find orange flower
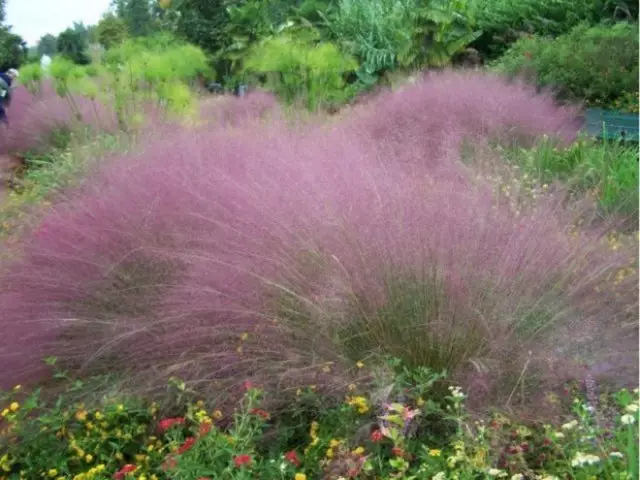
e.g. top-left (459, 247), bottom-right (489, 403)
top-left (249, 408), bottom-right (270, 420)
top-left (199, 422), bottom-right (212, 436)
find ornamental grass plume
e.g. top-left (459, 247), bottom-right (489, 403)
top-left (0, 82), bottom-right (117, 156)
top-left (344, 69), bottom-right (582, 170)
top-left (0, 75), bottom-right (635, 415)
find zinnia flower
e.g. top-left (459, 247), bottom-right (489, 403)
top-left (158, 417), bottom-right (185, 432)
top-left (177, 437), bottom-right (196, 454)
top-left (234, 454), bottom-right (253, 467)
top-left (285, 450), bottom-right (300, 467)
top-left (113, 464), bottom-right (136, 480)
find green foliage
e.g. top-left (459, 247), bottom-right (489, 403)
top-left (36, 34), bottom-right (58, 57)
top-left (493, 23), bottom-right (639, 110)
top-left (0, 26), bottom-right (27, 71)
top-left (244, 32), bottom-right (358, 111)
top-left (1, 367), bottom-right (638, 479)
top-left (96, 13), bottom-right (130, 49)
top-left (57, 28), bottom-right (91, 65)
top-left (499, 137), bottom-right (639, 217)
top-left (329, 0), bottom-right (479, 81)
top-left (16, 62), bottom-right (44, 94)
top-left (472, 0), bottom-right (620, 58)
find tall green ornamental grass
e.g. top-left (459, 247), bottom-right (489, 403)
top-left (243, 32), bottom-right (358, 111)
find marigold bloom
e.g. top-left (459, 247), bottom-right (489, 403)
top-left (234, 454), bottom-right (253, 467)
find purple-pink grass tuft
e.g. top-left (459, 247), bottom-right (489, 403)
top-left (0, 73), bottom-right (634, 414)
top-left (0, 82), bottom-right (117, 155)
top-left (344, 70), bottom-right (582, 169)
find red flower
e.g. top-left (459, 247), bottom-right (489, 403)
top-left (249, 408), bottom-right (270, 420)
top-left (177, 436), bottom-right (196, 454)
top-left (370, 429), bottom-right (383, 443)
top-left (234, 454), bottom-right (253, 467)
top-left (391, 447), bottom-right (404, 457)
top-left (158, 417), bottom-right (185, 432)
top-left (199, 422), bottom-right (212, 436)
top-left (284, 450), bottom-right (300, 467)
top-left (113, 464), bottom-right (136, 480)
top-left (243, 380), bottom-right (253, 391)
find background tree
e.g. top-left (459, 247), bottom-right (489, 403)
top-left (57, 28), bottom-right (91, 64)
top-left (36, 34), bottom-right (58, 56)
top-left (96, 13), bottom-right (129, 48)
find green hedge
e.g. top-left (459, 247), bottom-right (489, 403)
top-left (492, 22), bottom-right (639, 112)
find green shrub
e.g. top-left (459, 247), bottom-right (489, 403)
top-left (473, 0), bottom-right (628, 59)
top-left (329, 0), bottom-right (479, 81)
top-left (492, 23), bottom-right (639, 111)
top-left (243, 32), bottom-right (358, 111)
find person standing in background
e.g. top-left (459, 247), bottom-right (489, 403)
top-left (0, 68), bottom-right (20, 126)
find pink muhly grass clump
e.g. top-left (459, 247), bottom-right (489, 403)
top-left (198, 90), bottom-right (281, 128)
top-left (0, 83), bottom-right (117, 155)
top-left (346, 69), bottom-right (582, 168)
top-left (0, 95), bottom-right (634, 413)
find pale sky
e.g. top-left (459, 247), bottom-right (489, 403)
top-left (6, 0), bottom-right (112, 46)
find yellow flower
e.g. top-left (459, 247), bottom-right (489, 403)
top-left (429, 449), bottom-right (442, 457)
top-left (94, 411), bottom-right (103, 420)
top-left (75, 410), bottom-right (88, 422)
top-left (356, 360), bottom-right (364, 369)
top-left (115, 452), bottom-right (124, 461)
top-left (47, 469), bottom-right (58, 477)
top-left (9, 403), bottom-right (19, 413)
top-left (329, 439), bottom-right (341, 448)
top-left (295, 474), bottom-right (307, 480)
top-left (352, 446), bottom-right (365, 456)
top-left (326, 448), bottom-right (334, 459)
top-left (85, 454), bottom-right (94, 463)
top-left (0, 409), bottom-right (8, 418)
top-left (12, 385), bottom-right (21, 391)
top-left (416, 397), bottom-right (425, 407)
top-left (348, 384), bottom-right (357, 391)
top-left (116, 404), bottom-right (124, 412)
top-left (212, 410), bottom-right (223, 420)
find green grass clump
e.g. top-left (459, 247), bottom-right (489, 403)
top-left (500, 137), bottom-right (639, 218)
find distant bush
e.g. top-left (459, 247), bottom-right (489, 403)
top-left (473, 0), bottom-right (637, 59)
top-left (493, 23), bottom-right (639, 111)
top-left (1, 75), bottom-right (635, 415)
